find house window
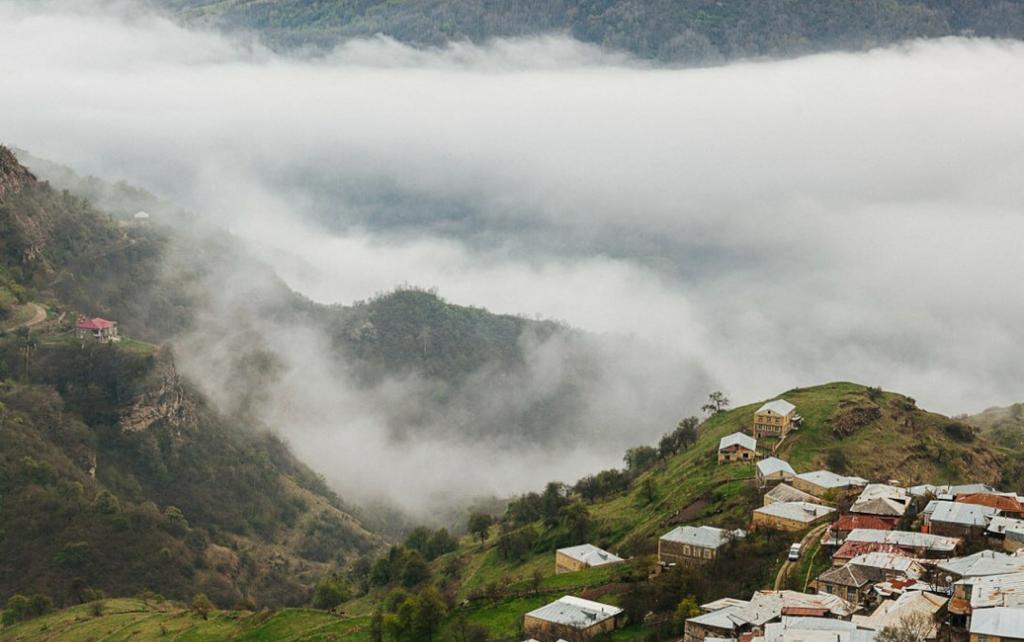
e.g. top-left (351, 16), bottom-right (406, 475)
top-left (704, 549), bottom-right (712, 559)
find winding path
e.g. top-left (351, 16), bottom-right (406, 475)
top-left (773, 522), bottom-right (828, 590)
top-left (2, 302), bottom-right (46, 331)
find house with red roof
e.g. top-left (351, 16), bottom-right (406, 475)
top-left (76, 316), bottom-right (119, 342)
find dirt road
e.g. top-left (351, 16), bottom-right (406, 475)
top-left (773, 523), bottom-right (828, 590)
top-left (2, 302), bottom-right (46, 331)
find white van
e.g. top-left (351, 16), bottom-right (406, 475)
top-left (788, 542), bottom-right (802, 561)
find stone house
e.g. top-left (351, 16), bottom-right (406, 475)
top-left (523, 596), bottom-right (624, 641)
top-left (752, 399), bottom-right (798, 439)
top-left (658, 525), bottom-right (745, 566)
top-left (751, 501), bottom-right (835, 532)
top-left (554, 544), bottom-right (623, 574)
top-left (718, 432), bottom-right (757, 464)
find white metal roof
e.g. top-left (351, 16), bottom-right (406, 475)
top-left (928, 500), bottom-right (998, 527)
top-left (754, 501), bottom-right (835, 523)
top-left (719, 432), bottom-right (757, 452)
top-left (756, 399), bottom-right (796, 416)
top-left (660, 525), bottom-right (745, 549)
top-left (989, 515), bottom-right (1024, 536)
top-left (955, 572), bottom-right (1024, 609)
top-left (850, 591), bottom-right (946, 635)
top-left (844, 528), bottom-right (960, 552)
top-left (848, 552), bottom-right (924, 578)
top-left (850, 496), bottom-right (908, 517)
top-left (796, 470), bottom-right (868, 489)
top-left (526, 595), bottom-right (623, 628)
top-left (970, 606), bottom-right (1024, 638)
top-left (757, 457), bottom-right (795, 477)
top-left (765, 483), bottom-right (819, 504)
top-left (938, 550), bottom-right (1024, 578)
top-left (556, 544), bottom-right (623, 567)
top-left (763, 617), bottom-right (877, 642)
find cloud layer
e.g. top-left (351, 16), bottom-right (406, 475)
top-left (3, 1), bottom-right (1024, 513)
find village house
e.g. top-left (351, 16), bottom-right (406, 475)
top-left (763, 483), bottom-right (821, 507)
top-left (843, 528), bottom-right (961, 559)
top-left (718, 432), bottom-right (757, 464)
top-left (969, 607), bottom-right (1024, 642)
top-left (75, 316), bottom-right (119, 342)
top-left (752, 399), bottom-right (799, 439)
top-left (948, 572), bottom-right (1024, 629)
top-left (658, 525), bottom-right (745, 566)
top-left (848, 552), bottom-right (925, 582)
top-left (812, 563), bottom-right (874, 606)
top-left (683, 591), bottom-right (854, 642)
top-left (850, 483), bottom-right (912, 518)
top-left (751, 501), bottom-right (835, 532)
top-left (523, 596), bottom-right (624, 641)
top-left (909, 483), bottom-right (996, 500)
top-left (791, 470), bottom-right (868, 499)
top-left (936, 550), bottom-right (1024, 585)
top-left (554, 544), bottom-right (623, 574)
top-left (958, 493), bottom-right (1024, 519)
top-left (831, 541), bottom-right (905, 566)
top-left (822, 514), bottom-right (898, 547)
top-left (924, 500), bottom-right (999, 539)
top-left (813, 552), bottom-right (925, 607)
top-left (756, 457), bottom-right (796, 488)
top-left (851, 591), bottom-right (947, 640)
top-left (987, 517), bottom-right (1024, 552)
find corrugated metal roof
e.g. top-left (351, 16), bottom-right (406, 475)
top-left (526, 595), bottom-right (622, 628)
top-left (970, 606), bottom-right (1024, 637)
top-left (988, 516), bottom-right (1024, 536)
top-left (688, 591), bottom-right (853, 631)
top-left (956, 572), bottom-right (1024, 609)
top-left (816, 563), bottom-right (871, 588)
top-left (851, 590), bottom-right (946, 635)
top-left (845, 528), bottom-right (960, 552)
top-left (754, 501), bottom-right (835, 523)
top-left (939, 550), bottom-right (1024, 579)
top-left (850, 497), bottom-right (909, 517)
top-left (756, 399), bottom-right (796, 416)
top-left (661, 525), bottom-right (745, 549)
top-left (796, 470), bottom-right (868, 489)
top-left (928, 500), bottom-right (998, 527)
top-left (765, 483), bottom-right (818, 504)
top-left (848, 552), bottom-right (923, 578)
top-left (719, 432), bottom-right (757, 452)
top-left (757, 457), bottom-right (795, 477)
top-left (556, 544), bottom-right (623, 567)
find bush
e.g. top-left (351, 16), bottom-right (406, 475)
top-left (190, 593), bottom-right (214, 620)
top-left (311, 578), bottom-right (350, 610)
top-left (1, 593), bottom-right (54, 625)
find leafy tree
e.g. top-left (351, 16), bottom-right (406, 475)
top-left (411, 588), bottom-right (446, 642)
top-left (875, 611), bottom-right (934, 642)
top-left (467, 512), bottom-right (493, 543)
top-left (311, 577), bottom-right (350, 610)
top-left (1, 593), bottom-right (53, 625)
top-left (400, 550), bottom-right (431, 587)
top-left (540, 482), bottom-right (569, 527)
top-left (426, 528), bottom-right (457, 560)
top-left (701, 391), bottom-right (730, 415)
top-left (190, 593), bottom-right (214, 620)
top-left (623, 446), bottom-right (658, 473)
top-left (560, 501), bottom-right (591, 543)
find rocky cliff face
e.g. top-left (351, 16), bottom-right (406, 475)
top-left (0, 146), bottom-right (37, 201)
top-left (120, 352), bottom-right (201, 434)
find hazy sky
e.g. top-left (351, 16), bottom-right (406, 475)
top-left (3, 1), bottom-right (1024, 513)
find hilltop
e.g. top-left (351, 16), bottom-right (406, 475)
top-left (156, 0), bottom-right (1024, 63)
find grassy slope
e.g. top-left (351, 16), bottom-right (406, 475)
top-left (6, 382), bottom-right (1014, 641)
top-left (969, 403), bottom-right (1024, 450)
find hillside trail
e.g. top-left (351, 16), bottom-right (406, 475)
top-left (773, 522), bottom-right (829, 590)
top-left (2, 302), bottom-right (46, 331)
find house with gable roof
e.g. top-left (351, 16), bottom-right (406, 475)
top-left (718, 432), bottom-right (757, 464)
top-left (752, 399), bottom-right (799, 439)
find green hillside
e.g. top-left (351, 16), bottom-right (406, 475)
top-left (0, 147), bottom-right (384, 609)
top-left (8, 381), bottom-right (1015, 640)
top-left (157, 0), bottom-right (1024, 63)
top-left (969, 402), bottom-right (1024, 450)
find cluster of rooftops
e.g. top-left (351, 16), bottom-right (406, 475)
top-left (520, 398), bottom-right (1024, 641)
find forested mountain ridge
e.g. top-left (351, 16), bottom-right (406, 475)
top-left (0, 146), bottom-right (384, 608)
top-left (155, 0), bottom-right (1024, 63)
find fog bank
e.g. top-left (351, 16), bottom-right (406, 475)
top-left (3, 1), bottom-right (1024, 513)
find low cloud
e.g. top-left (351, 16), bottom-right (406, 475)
top-left (3, 1), bottom-right (1024, 513)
